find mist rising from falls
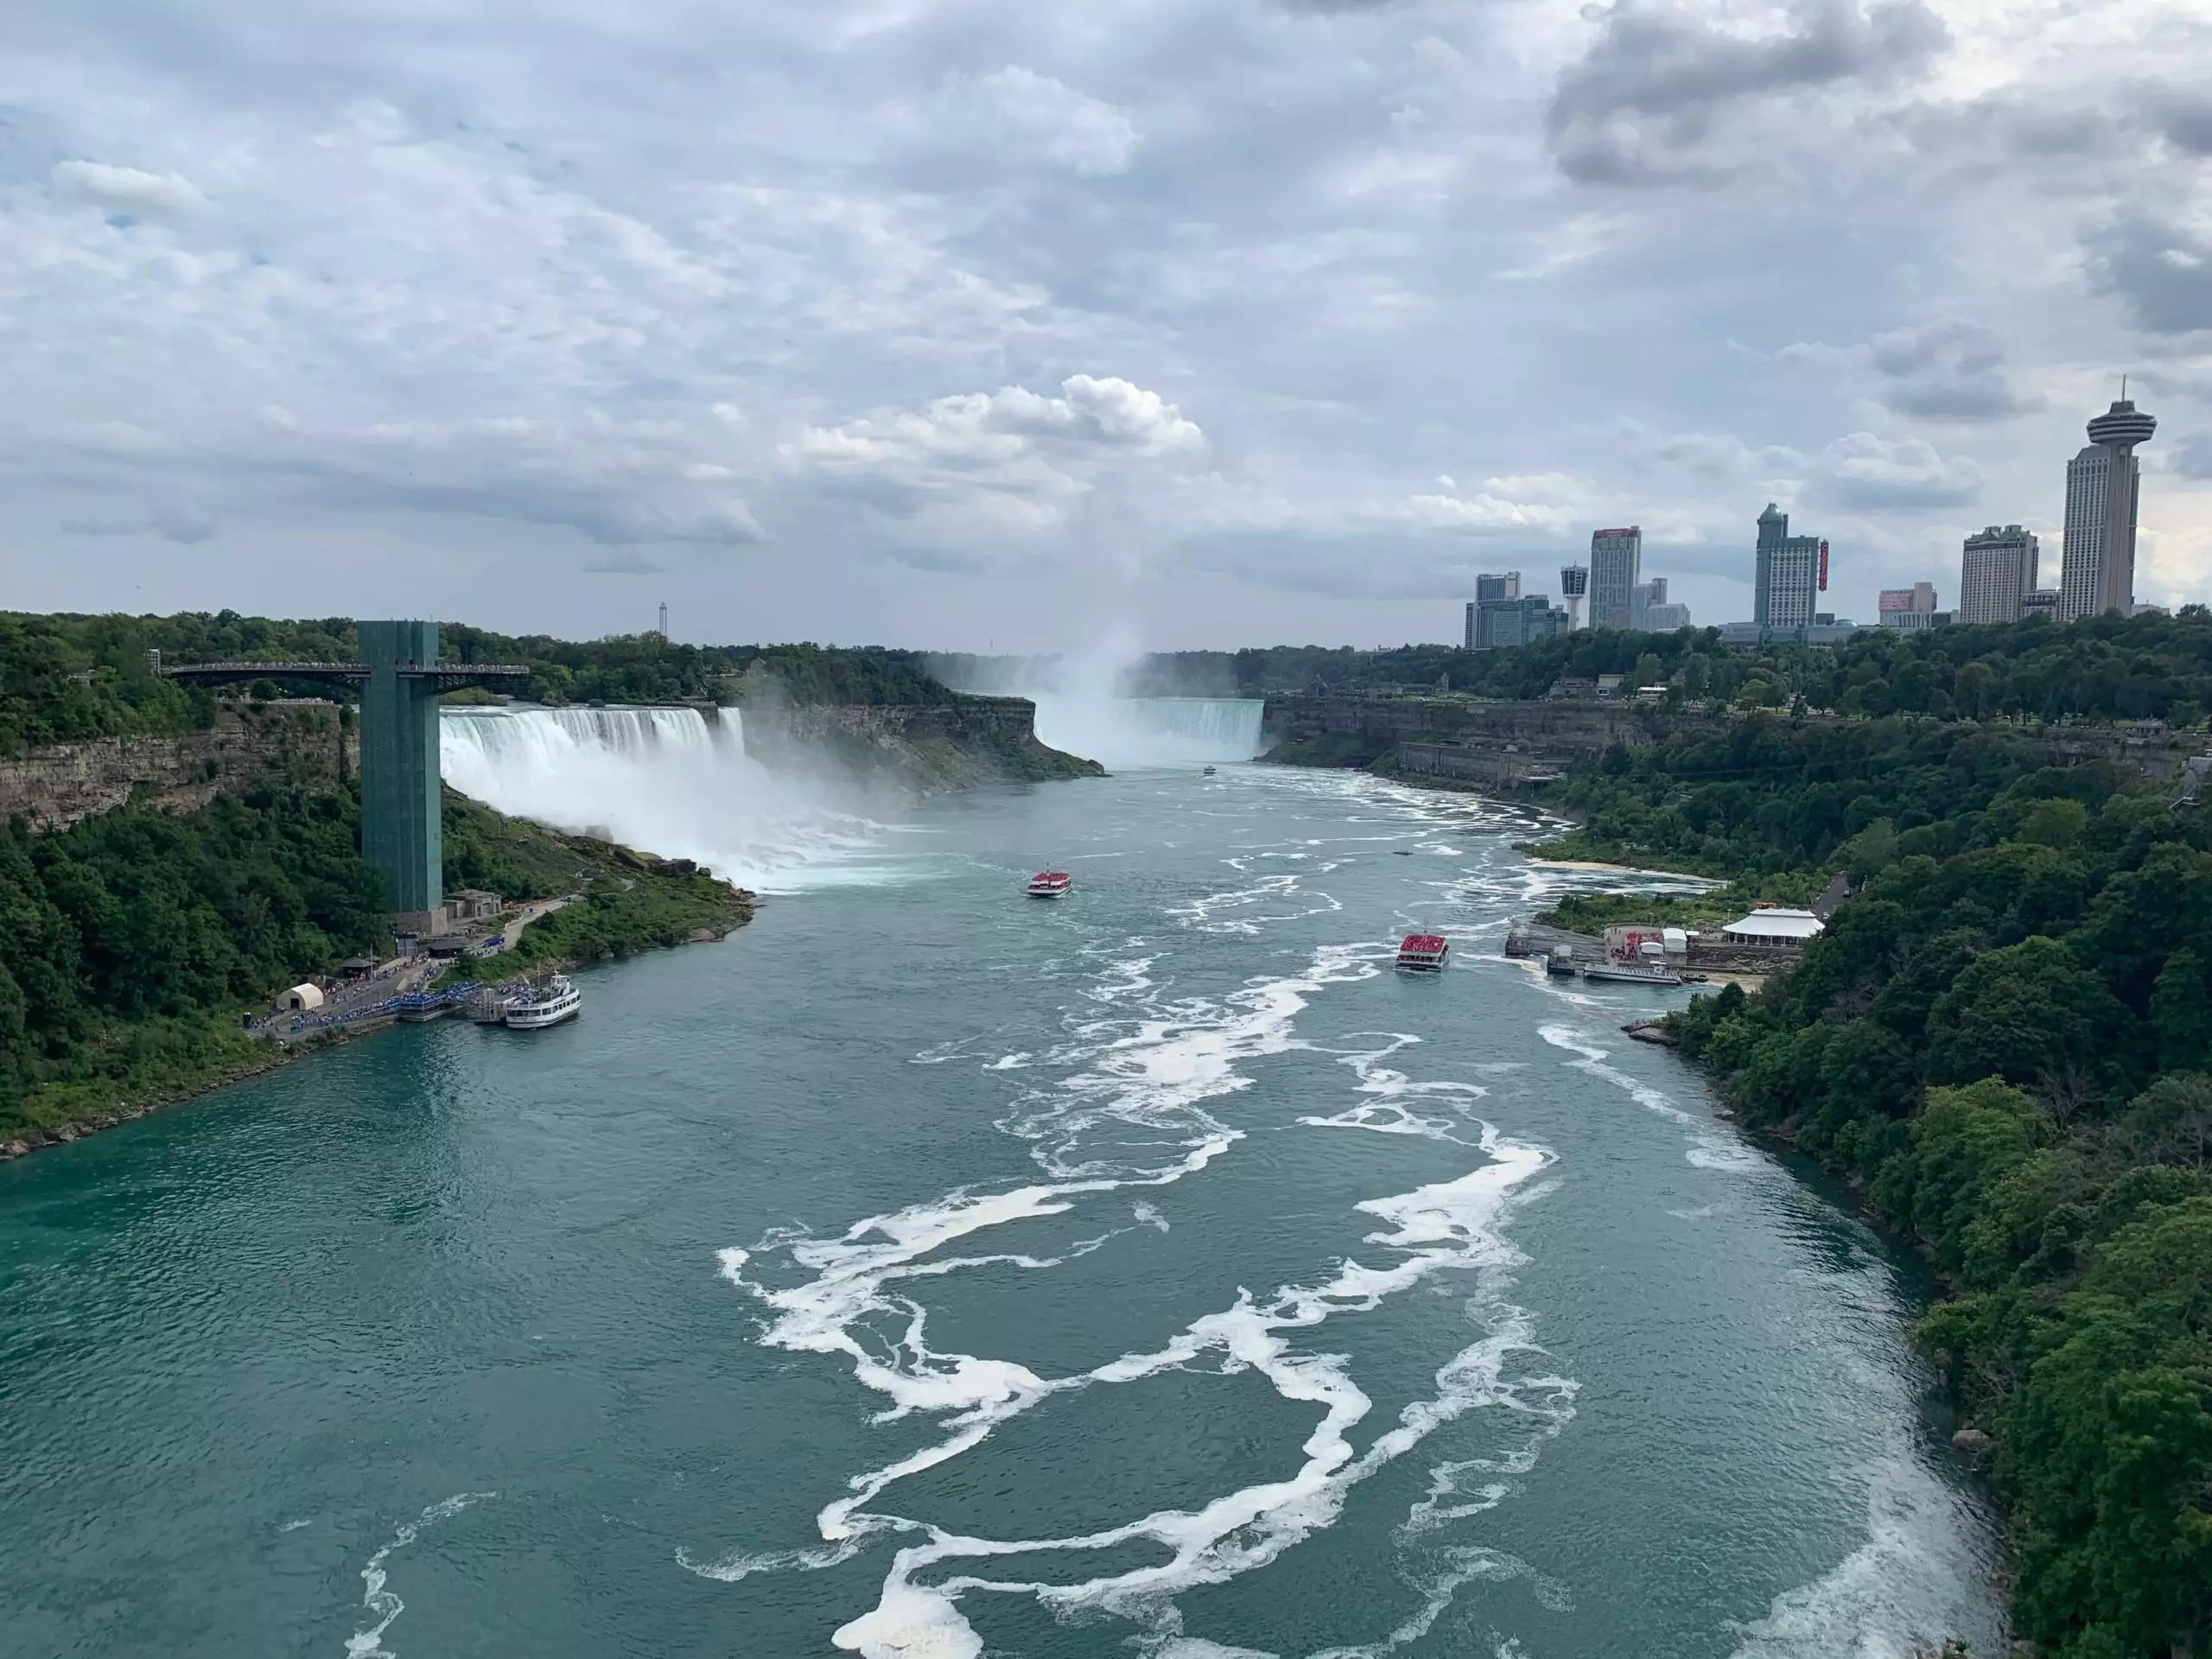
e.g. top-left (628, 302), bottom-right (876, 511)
top-left (439, 707), bottom-right (901, 893)
top-left (1028, 696), bottom-right (1265, 769)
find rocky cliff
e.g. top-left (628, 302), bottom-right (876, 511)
top-left (741, 696), bottom-right (1103, 792)
top-left (0, 703), bottom-right (349, 831)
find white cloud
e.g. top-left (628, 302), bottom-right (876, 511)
top-left (1815, 431), bottom-right (1985, 508)
top-left (787, 374), bottom-right (1203, 528)
top-left (943, 67), bottom-right (1141, 177)
top-left (50, 159), bottom-right (206, 216)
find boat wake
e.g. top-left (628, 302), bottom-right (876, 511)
top-left (699, 868), bottom-right (1573, 1655)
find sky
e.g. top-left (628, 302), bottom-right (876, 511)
top-left (3, 0), bottom-right (2209, 652)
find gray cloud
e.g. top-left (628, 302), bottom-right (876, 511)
top-left (1548, 0), bottom-right (1949, 185)
top-left (2086, 213), bottom-right (2212, 335)
top-left (1866, 321), bottom-right (2044, 421)
top-left (2177, 435), bottom-right (2212, 481)
top-left (2149, 86), bottom-right (2212, 156)
top-left (60, 505), bottom-right (216, 543)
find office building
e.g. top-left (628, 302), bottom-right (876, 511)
top-left (1878, 583), bottom-right (1938, 628)
top-left (1958, 525), bottom-right (2039, 626)
top-left (1644, 599), bottom-right (1693, 631)
top-left (2060, 397), bottom-right (2157, 621)
top-left (1560, 564), bottom-right (1589, 630)
top-left (1754, 504), bottom-right (1825, 635)
top-left (2021, 588), bottom-right (2060, 621)
top-left (1468, 572), bottom-right (1526, 650)
top-left (1484, 594), bottom-right (1565, 649)
top-left (1590, 528), bottom-right (1641, 630)
top-left (1879, 594), bottom-right (1951, 632)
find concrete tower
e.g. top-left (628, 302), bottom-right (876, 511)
top-left (1560, 563), bottom-right (1589, 631)
top-left (357, 620), bottom-right (447, 927)
top-left (2061, 395), bottom-right (2156, 621)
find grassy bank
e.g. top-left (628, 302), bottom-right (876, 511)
top-left (2, 785), bottom-right (753, 1155)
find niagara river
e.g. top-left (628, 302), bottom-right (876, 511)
top-left (0, 757), bottom-right (2004, 1658)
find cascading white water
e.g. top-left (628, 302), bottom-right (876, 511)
top-left (439, 706), bottom-right (901, 893)
top-left (1028, 696), bottom-right (1265, 769)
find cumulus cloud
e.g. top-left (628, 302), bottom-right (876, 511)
top-left (1548, 0), bottom-right (1949, 185)
top-left (1785, 321), bottom-right (2044, 420)
top-left (1399, 472), bottom-right (1580, 533)
top-left (50, 158), bottom-right (205, 215)
top-left (1815, 432), bottom-right (1983, 508)
top-left (788, 375), bottom-right (1204, 525)
top-left (2177, 434), bottom-right (2212, 481)
top-left (2086, 212), bottom-right (2212, 336)
top-left (942, 67), bottom-right (1140, 177)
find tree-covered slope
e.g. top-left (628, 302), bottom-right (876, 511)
top-left (1661, 760), bottom-right (2212, 1656)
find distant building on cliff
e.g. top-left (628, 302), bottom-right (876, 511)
top-left (1590, 528), bottom-right (1641, 630)
top-left (1559, 563), bottom-right (1589, 630)
top-left (1753, 504), bottom-right (1827, 639)
top-left (1879, 583), bottom-right (1950, 632)
top-left (1467, 572), bottom-right (1525, 649)
top-left (1958, 525), bottom-right (2039, 626)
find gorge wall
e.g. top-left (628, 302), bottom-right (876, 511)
top-left (0, 704), bottom-right (349, 832)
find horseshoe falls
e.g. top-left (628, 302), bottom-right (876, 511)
top-left (1029, 695), bottom-right (1266, 768)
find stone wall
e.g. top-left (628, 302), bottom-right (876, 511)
top-left (0, 703), bottom-right (350, 832)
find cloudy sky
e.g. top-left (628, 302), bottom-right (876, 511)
top-left (3, 0), bottom-right (2209, 652)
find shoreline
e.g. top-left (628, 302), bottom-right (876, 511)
top-left (0, 918), bottom-right (750, 1167)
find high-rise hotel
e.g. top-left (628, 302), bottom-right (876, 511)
top-left (1957, 524), bottom-right (2039, 625)
top-left (2060, 397), bottom-right (2157, 621)
top-left (1589, 527), bottom-right (1641, 630)
top-left (1753, 504), bottom-right (1824, 635)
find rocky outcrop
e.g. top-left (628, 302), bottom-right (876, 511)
top-left (741, 696), bottom-right (1103, 792)
top-left (0, 703), bottom-right (349, 831)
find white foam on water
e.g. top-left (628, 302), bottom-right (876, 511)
top-left (439, 705), bottom-right (906, 893)
top-left (343, 1491), bottom-right (497, 1658)
top-left (701, 918), bottom-right (1573, 1657)
top-left (1729, 1452), bottom-right (2005, 1659)
top-left (817, 1121), bottom-right (1557, 1659)
top-left (1538, 1021), bottom-right (1763, 1173)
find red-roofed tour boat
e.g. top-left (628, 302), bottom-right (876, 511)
top-left (1396, 932), bottom-right (1449, 971)
top-left (1027, 870), bottom-right (1074, 899)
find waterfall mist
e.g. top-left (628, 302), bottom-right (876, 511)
top-left (439, 707), bottom-right (906, 893)
top-left (929, 650), bottom-right (1264, 769)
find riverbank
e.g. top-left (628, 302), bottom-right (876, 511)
top-left (0, 790), bottom-right (756, 1164)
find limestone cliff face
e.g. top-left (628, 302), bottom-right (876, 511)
top-left (740, 696), bottom-right (1103, 792)
top-left (0, 704), bottom-right (350, 831)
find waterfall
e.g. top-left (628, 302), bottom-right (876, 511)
top-left (1028, 696), bottom-right (1265, 769)
top-left (439, 706), bottom-right (898, 893)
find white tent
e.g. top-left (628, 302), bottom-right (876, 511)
top-left (281, 983), bottom-right (326, 1011)
top-left (1720, 909), bottom-right (1825, 944)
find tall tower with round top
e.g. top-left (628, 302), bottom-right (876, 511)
top-left (2062, 395), bottom-right (2156, 620)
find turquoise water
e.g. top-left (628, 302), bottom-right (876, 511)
top-left (0, 767), bottom-right (2003, 1658)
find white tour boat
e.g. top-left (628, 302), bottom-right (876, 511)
top-left (1027, 870), bottom-right (1073, 899)
top-left (504, 973), bottom-right (582, 1029)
